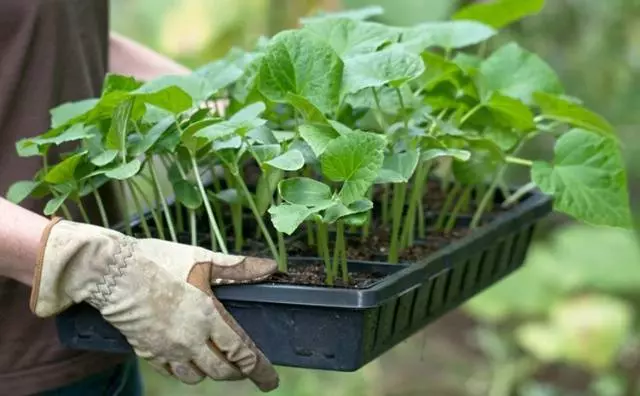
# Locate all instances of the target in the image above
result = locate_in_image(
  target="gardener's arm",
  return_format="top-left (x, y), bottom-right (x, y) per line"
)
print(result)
top-left (108, 31), bottom-right (190, 80)
top-left (0, 197), bottom-right (48, 286)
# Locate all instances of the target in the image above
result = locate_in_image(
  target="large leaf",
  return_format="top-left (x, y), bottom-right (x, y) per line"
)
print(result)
top-left (105, 99), bottom-right (134, 152)
top-left (195, 102), bottom-right (266, 142)
top-left (477, 42), bottom-right (563, 105)
top-left (285, 93), bottom-right (330, 124)
top-left (401, 21), bottom-right (497, 53)
top-left (453, 0), bottom-right (546, 29)
top-left (265, 149), bottom-right (305, 171)
top-left (303, 18), bottom-right (399, 59)
top-left (50, 99), bottom-right (99, 128)
top-left (321, 131), bottom-right (385, 204)
top-left (132, 82), bottom-right (193, 114)
top-left (375, 150), bottom-right (420, 183)
top-left (484, 92), bottom-right (535, 131)
top-left (268, 202), bottom-right (333, 235)
top-left (44, 152), bottom-right (86, 184)
top-left (193, 59), bottom-right (245, 98)
top-left (452, 139), bottom-right (504, 184)
top-left (6, 181), bottom-right (41, 204)
top-left (342, 44), bottom-right (425, 95)
top-left (258, 29), bottom-right (344, 114)
top-left (531, 129), bottom-right (631, 228)
top-left (346, 85), bottom-right (418, 114)
top-left (105, 159), bottom-right (142, 180)
top-left (173, 179), bottom-right (203, 210)
top-left (533, 92), bottom-right (615, 137)
top-left (279, 177), bottom-right (333, 206)
top-left (299, 124), bottom-right (340, 157)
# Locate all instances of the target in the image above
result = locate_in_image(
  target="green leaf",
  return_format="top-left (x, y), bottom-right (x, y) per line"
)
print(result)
top-left (279, 177), bottom-right (333, 206)
top-left (483, 127), bottom-right (520, 151)
top-left (44, 192), bottom-right (71, 216)
top-left (133, 83), bottom-right (193, 114)
top-left (130, 116), bottom-right (176, 156)
top-left (485, 92), bottom-right (535, 131)
top-left (300, 5), bottom-right (384, 23)
top-left (299, 124), bottom-right (340, 157)
top-left (193, 59), bottom-right (245, 98)
top-left (303, 18), bottom-right (399, 59)
top-left (44, 152), bottom-right (86, 184)
top-left (419, 52), bottom-right (464, 90)
top-left (477, 42), bottom-right (563, 105)
top-left (173, 179), bottom-right (203, 210)
top-left (195, 102), bottom-right (266, 142)
top-left (342, 44), bottom-right (425, 95)
top-left (258, 29), bottom-right (344, 114)
top-left (375, 150), bottom-right (420, 183)
top-left (285, 93), bottom-right (330, 124)
top-left (181, 119), bottom-right (217, 153)
top-left (421, 148), bottom-right (471, 162)
top-left (102, 73), bottom-right (143, 95)
top-left (6, 181), bottom-right (40, 204)
top-left (211, 189), bottom-right (243, 206)
top-left (32, 124), bottom-right (97, 147)
top-left (265, 149), bottom-right (305, 171)
top-left (346, 85), bottom-right (418, 114)
top-left (251, 144), bottom-right (282, 164)
top-left (256, 168), bottom-right (283, 215)
top-left (323, 199), bottom-right (373, 223)
top-left (452, 139), bottom-right (504, 184)
top-left (105, 99), bottom-right (134, 152)
top-left (90, 149), bottom-right (119, 167)
top-left (453, 0), bottom-right (545, 29)
top-left (401, 21), bottom-right (497, 53)
top-left (533, 92), bottom-right (615, 137)
top-left (531, 129), bottom-right (631, 228)
top-left (267, 203), bottom-right (315, 235)
top-left (105, 159), bottom-right (142, 180)
top-left (321, 130), bottom-right (385, 205)
top-left (50, 99), bottom-right (98, 128)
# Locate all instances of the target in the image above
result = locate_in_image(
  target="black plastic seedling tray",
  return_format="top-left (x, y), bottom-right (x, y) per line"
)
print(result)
top-left (55, 189), bottom-right (552, 371)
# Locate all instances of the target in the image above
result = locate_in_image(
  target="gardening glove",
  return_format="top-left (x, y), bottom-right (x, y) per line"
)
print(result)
top-left (29, 217), bottom-right (279, 392)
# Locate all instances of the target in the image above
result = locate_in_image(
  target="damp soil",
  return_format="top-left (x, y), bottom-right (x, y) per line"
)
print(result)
top-left (267, 261), bottom-right (386, 289)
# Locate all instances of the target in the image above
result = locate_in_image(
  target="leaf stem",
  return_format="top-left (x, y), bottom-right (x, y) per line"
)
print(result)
top-left (435, 183), bottom-right (461, 231)
top-left (501, 181), bottom-right (537, 208)
top-left (76, 199), bottom-right (91, 224)
top-left (371, 87), bottom-right (388, 131)
top-left (459, 104), bottom-right (483, 127)
top-left (148, 156), bottom-right (178, 242)
top-left (130, 179), bottom-right (165, 240)
top-left (444, 185), bottom-right (472, 233)
top-left (190, 152), bottom-right (227, 253)
top-left (115, 181), bottom-right (132, 236)
top-left (92, 188), bottom-right (110, 228)
top-left (395, 87), bottom-right (409, 130)
top-left (505, 156), bottom-right (533, 167)
top-left (190, 209), bottom-right (197, 246)
top-left (388, 183), bottom-right (407, 264)
top-left (470, 168), bottom-right (505, 229)
top-left (127, 179), bottom-right (153, 239)
top-left (317, 221), bottom-right (333, 286)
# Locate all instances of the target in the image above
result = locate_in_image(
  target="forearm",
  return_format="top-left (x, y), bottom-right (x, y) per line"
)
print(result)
top-left (0, 198), bottom-right (49, 286)
top-left (108, 32), bottom-right (190, 81)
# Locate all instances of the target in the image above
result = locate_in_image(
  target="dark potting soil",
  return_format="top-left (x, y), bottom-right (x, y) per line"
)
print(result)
top-left (267, 261), bottom-right (386, 289)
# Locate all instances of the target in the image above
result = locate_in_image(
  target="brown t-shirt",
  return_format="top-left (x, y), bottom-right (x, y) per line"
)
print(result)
top-left (0, 1), bottom-right (129, 394)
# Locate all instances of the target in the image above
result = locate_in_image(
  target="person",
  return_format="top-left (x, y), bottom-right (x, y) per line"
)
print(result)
top-left (0, 1), bottom-right (279, 395)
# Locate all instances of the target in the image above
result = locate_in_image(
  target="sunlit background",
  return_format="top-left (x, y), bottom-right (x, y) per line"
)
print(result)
top-left (110, 0), bottom-right (640, 394)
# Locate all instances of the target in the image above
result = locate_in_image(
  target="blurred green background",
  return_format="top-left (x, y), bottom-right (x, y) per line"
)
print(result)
top-left (109, 0), bottom-right (640, 394)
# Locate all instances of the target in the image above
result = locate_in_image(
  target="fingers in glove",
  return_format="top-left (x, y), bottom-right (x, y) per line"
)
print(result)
top-left (209, 255), bottom-right (278, 285)
top-left (191, 339), bottom-right (245, 381)
top-left (209, 297), bottom-right (279, 392)
top-left (146, 358), bottom-right (205, 385)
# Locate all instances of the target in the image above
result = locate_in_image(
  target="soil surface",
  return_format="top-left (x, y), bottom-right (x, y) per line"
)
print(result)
top-left (267, 261), bottom-right (387, 288)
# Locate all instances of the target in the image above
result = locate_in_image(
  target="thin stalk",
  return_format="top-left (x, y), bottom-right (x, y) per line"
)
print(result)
top-left (76, 199), bottom-right (91, 224)
top-left (505, 156), bottom-right (533, 167)
top-left (381, 185), bottom-right (390, 226)
top-left (115, 181), bottom-right (133, 236)
top-left (501, 181), bottom-right (537, 208)
top-left (92, 188), bottom-right (110, 228)
top-left (388, 183), bottom-right (407, 264)
top-left (444, 185), bottom-right (472, 233)
top-left (190, 153), bottom-right (226, 253)
top-left (127, 180), bottom-right (153, 239)
top-left (130, 179), bottom-right (165, 240)
top-left (60, 202), bottom-right (73, 221)
top-left (435, 183), bottom-right (462, 231)
top-left (338, 221), bottom-right (348, 282)
top-left (417, 194), bottom-right (425, 239)
top-left (277, 231), bottom-right (287, 272)
top-left (307, 222), bottom-right (315, 246)
top-left (400, 162), bottom-right (429, 249)
top-left (190, 209), bottom-right (197, 246)
top-left (371, 87), bottom-right (388, 131)
top-left (148, 157), bottom-right (177, 242)
top-left (362, 188), bottom-right (373, 241)
top-left (175, 201), bottom-right (184, 233)
top-left (395, 87), bottom-right (409, 130)
top-left (459, 104), bottom-right (482, 127)
top-left (225, 174), bottom-right (244, 252)
top-left (234, 173), bottom-right (280, 264)
top-left (317, 222), bottom-right (333, 286)
top-left (470, 168), bottom-right (505, 229)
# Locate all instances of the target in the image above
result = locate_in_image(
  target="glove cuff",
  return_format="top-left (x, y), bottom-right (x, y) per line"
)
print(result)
top-left (29, 216), bottom-right (65, 316)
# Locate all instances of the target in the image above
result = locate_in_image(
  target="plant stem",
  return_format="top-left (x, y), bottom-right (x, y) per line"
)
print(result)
top-left (76, 199), bottom-right (91, 224)
top-left (362, 188), bottom-right (373, 241)
top-left (337, 220), bottom-right (348, 282)
top-left (381, 184), bottom-right (390, 226)
top-left (417, 194), bottom-right (425, 239)
top-left (225, 174), bottom-right (244, 252)
top-left (400, 162), bottom-right (429, 249)
top-left (444, 185), bottom-right (472, 233)
top-left (307, 222), bottom-right (315, 246)
top-left (501, 181), bottom-right (537, 208)
top-left (505, 156), bottom-right (533, 167)
top-left (148, 157), bottom-right (177, 242)
top-left (395, 87), bottom-right (409, 130)
top-left (435, 183), bottom-right (461, 231)
top-left (127, 180), bottom-right (152, 239)
top-left (130, 179), bottom-right (165, 240)
top-left (190, 152), bottom-right (226, 253)
top-left (92, 188), bottom-right (110, 228)
top-left (234, 173), bottom-right (280, 264)
top-left (115, 181), bottom-right (132, 236)
top-left (190, 209), bottom-right (197, 246)
top-left (459, 104), bottom-right (483, 127)
top-left (371, 87), bottom-right (388, 131)
top-left (388, 183), bottom-right (407, 264)
top-left (470, 168), bottom-right (505, 229)
top-left (317, 222), bottom-right (333, 286)
top-left (175, 201), bottom-right (184, 233)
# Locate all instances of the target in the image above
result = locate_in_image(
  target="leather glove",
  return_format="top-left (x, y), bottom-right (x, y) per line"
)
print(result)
top-left (29, 217), bottom-right (279, 392)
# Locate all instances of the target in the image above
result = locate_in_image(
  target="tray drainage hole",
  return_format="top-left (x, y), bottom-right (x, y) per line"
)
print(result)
top-left (294, 348), bottom-right (314, 357)
top-left (323, 353), bottom-right (336, 359)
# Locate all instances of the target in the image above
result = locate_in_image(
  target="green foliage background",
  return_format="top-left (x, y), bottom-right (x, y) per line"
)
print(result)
top-left (109, 0), bottom-right (640, 394)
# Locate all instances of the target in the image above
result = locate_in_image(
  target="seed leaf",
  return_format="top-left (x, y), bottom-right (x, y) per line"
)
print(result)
top-left (303, 18), bottom-right (399, 58)
top-left (279, 177), bottom-right (333, 206)
top-left (90, 149), bottom-right (119, 167)
top-left (195, 102), bottom-right (266, 142)
top-left (421, 148), bottom-right (472, 162)
top-left (401, 21), bottom-right (497, 53)
top-left (252, 144), bottom-right (282, 164)
top-left (265, 149), bottom-right (305, 171)
top-left (342, 44), bottom-right (425, 95)
top-left (44, 192), bottom-right (71, 216)
top-left (130, 116), bottom-right (176, 156)
top-left (50, 99), bottom-right (99, 128)
top-left (485, 92), bottom-right (535, 131)
top-left (44, 152), bottom-right (86, 184)
top-left (321, 130), bottom-right (385, 205)
top-left (323, 199), bottom-right (373, 224)
top-left (375, 150), bottom-right (420, 183)
top-left (6, 180), bottom-right (40, 204)
top-left (477, 42), bottom-right (563, 105)
top-left (269, 202), bottom-right (334, 235)
top-left (533, 92), bottom-right (615, 137)
top-left (299, 124), bottom-right (340, 157)
top-left (453, 139), bottom-right (504, 184)
top-left (453, 0), bottom-right (545, 29)
top-left (105, 159), bottom-right (142, 180)
top-left (173, 179), bottom-right (203, 210)
top-left (258, 29), bottom-right (343, 114)
top-left (133, 83), bottom-right (193, 114)
top-left (531, 129), bottom-right (631, 228)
